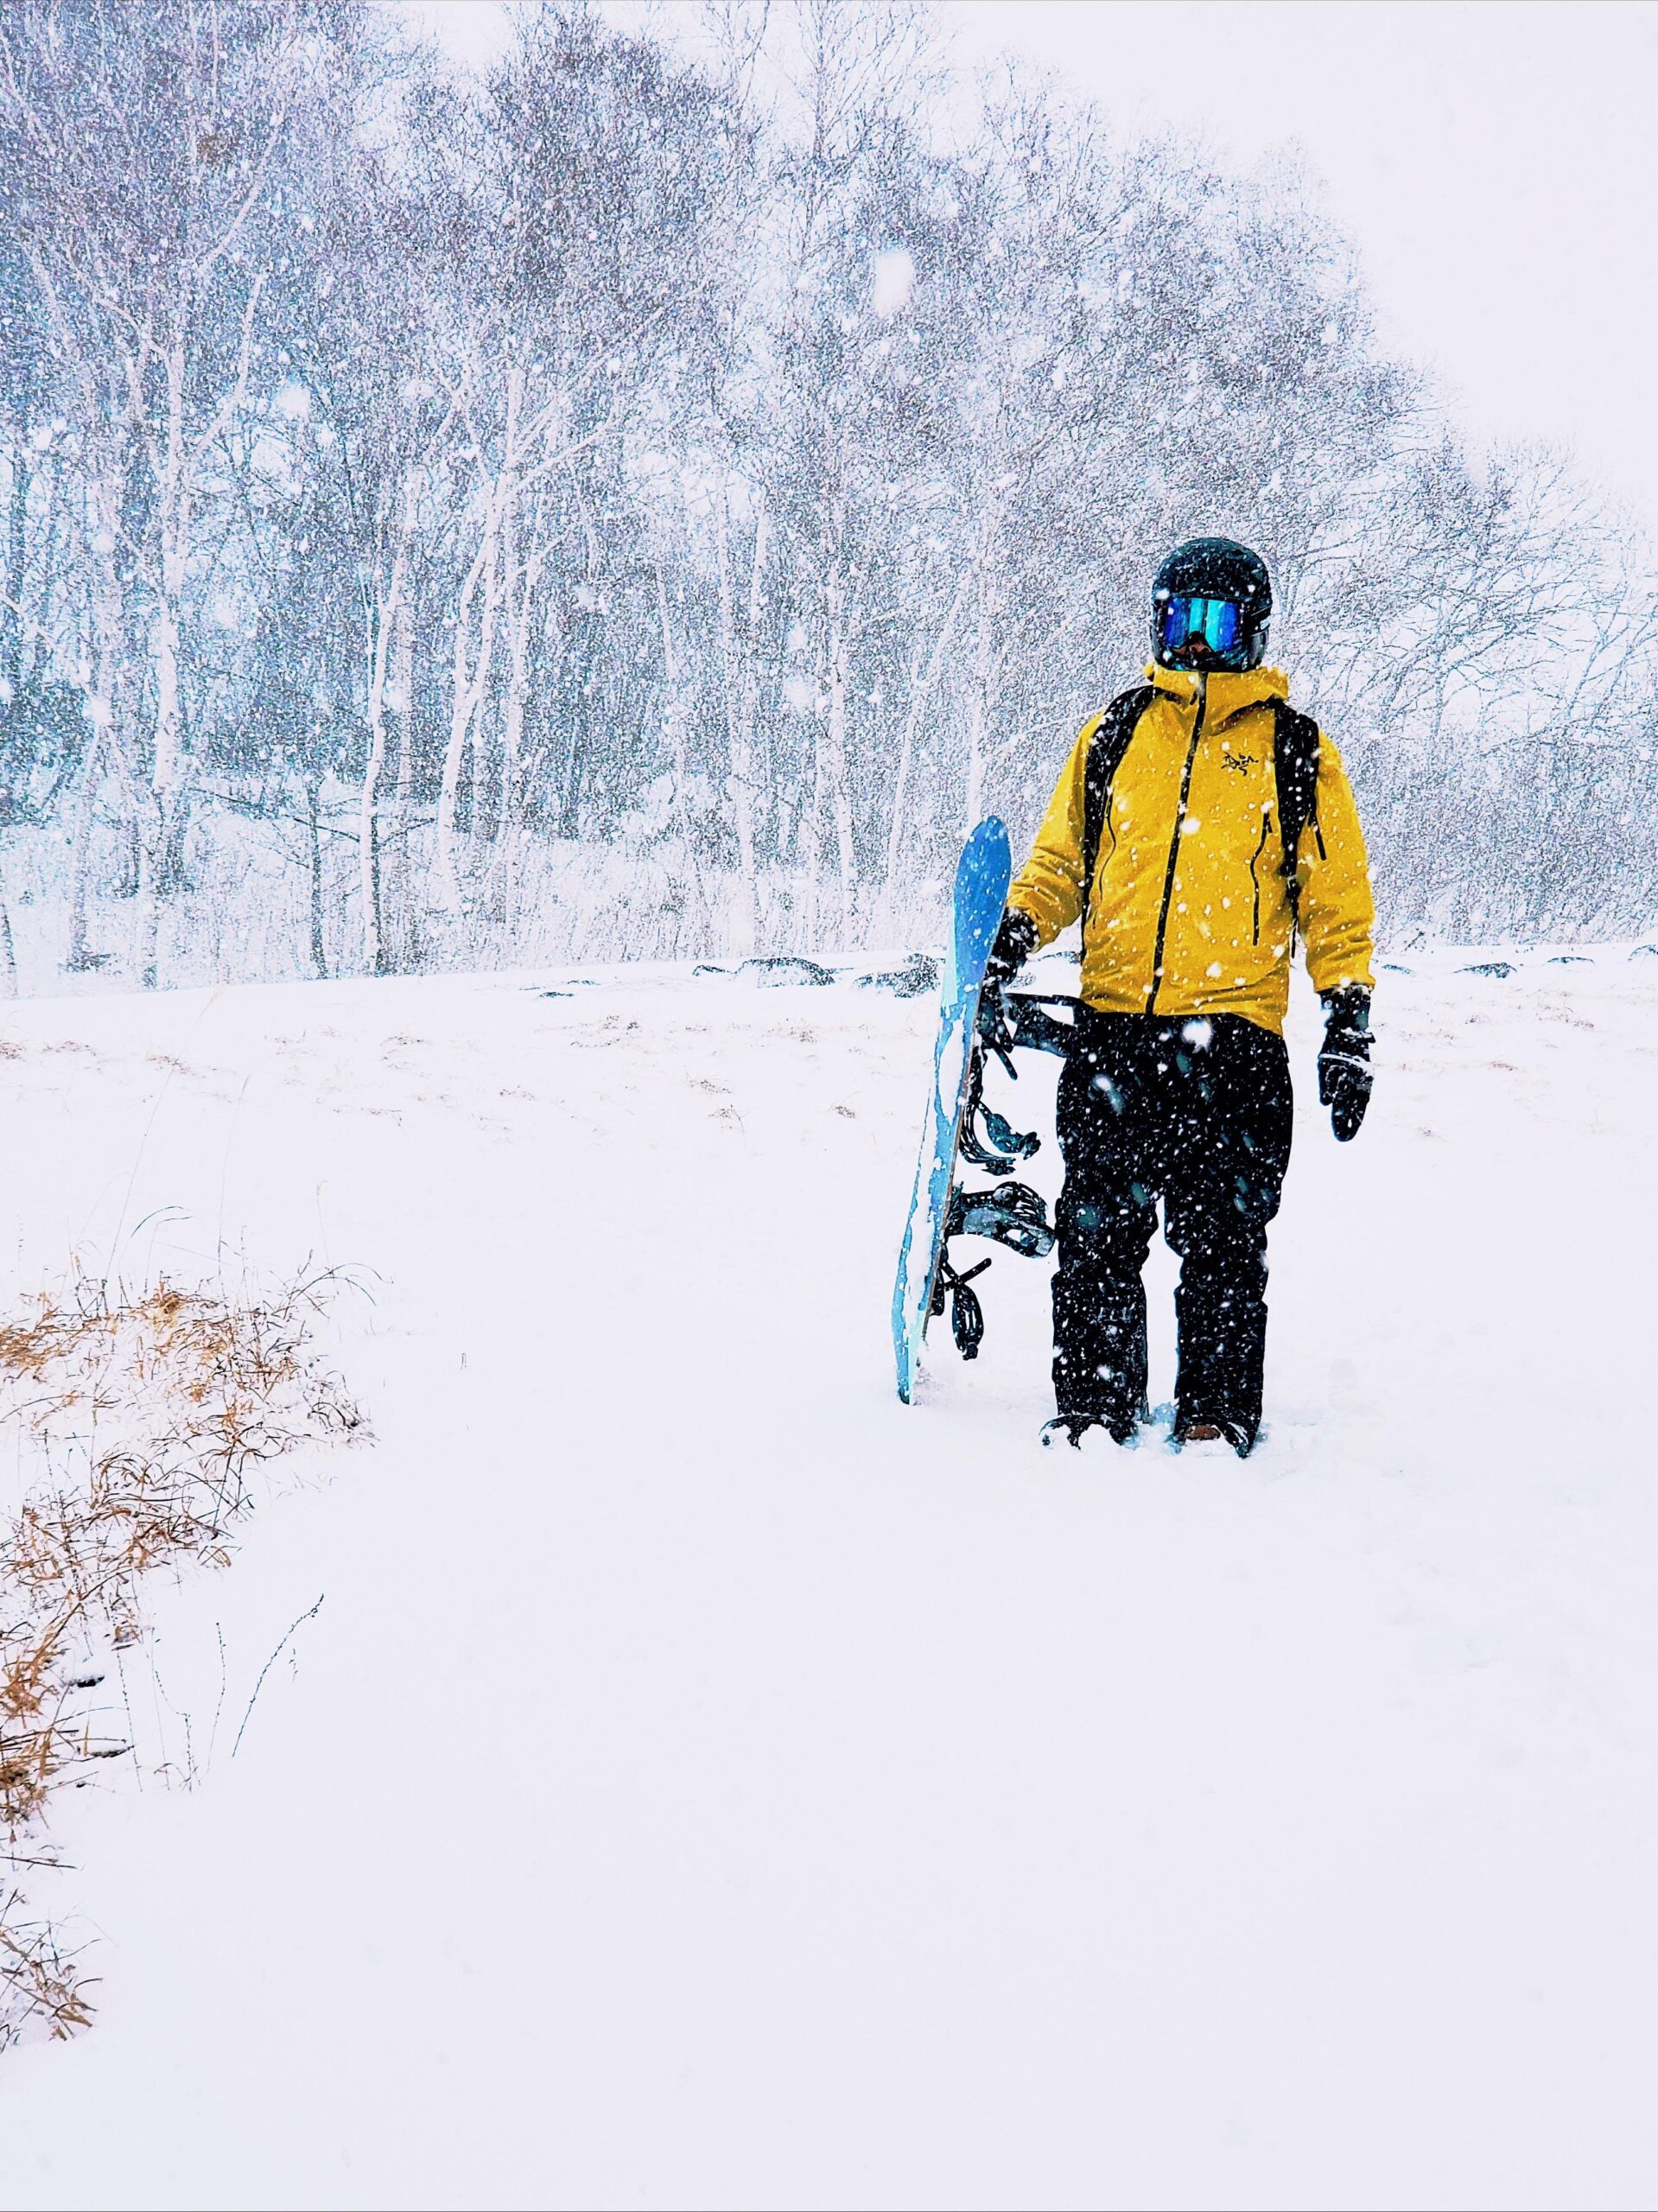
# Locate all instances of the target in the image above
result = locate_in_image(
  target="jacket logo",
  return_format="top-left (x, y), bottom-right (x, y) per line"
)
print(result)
top-left (1223, 752), bottom-right (1257, 773)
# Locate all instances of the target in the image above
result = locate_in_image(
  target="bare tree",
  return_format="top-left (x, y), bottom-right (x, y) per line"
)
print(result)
top-left (0, 0), bottom-right (1652, 994)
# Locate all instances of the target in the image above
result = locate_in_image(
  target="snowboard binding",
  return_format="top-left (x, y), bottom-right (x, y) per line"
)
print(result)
top-left (928, 983), bottom-right (1081, 1366)
top-left (956, 1046), bottom-right (1041, 1174)
top-left (945, 1178), bottom-right (1055, 1260)
top-left (892, 818), bottom-right (1091, 1404)
top-left (931, 1178), bottom-right (1054, 1360)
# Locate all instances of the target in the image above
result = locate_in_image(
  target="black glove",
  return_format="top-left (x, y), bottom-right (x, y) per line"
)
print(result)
top-left (1318, 986), bottom-right (1373, 1142)
top-left (985, 906), bottom-right (1038, 989)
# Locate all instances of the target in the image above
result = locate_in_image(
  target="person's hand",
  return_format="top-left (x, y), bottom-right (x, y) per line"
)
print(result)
top-left (1318, 986), bottom-right (1373, 1142)
top-left (985, 906), bottom-right (1038, 989)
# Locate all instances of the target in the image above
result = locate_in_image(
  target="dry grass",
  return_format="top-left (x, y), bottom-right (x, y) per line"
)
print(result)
top-left (1, 1890), bottom-right (96, 2043)
top-left (0, 1271), bottom-right (365, 2050)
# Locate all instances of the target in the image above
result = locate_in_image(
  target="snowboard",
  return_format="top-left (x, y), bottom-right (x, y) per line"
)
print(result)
top-left (891, 817), bottom-right (1012, 1402)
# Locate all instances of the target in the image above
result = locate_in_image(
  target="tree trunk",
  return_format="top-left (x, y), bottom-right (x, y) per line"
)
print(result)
top-left (962, 502), bottom-right (1002, 834)
top-left (384, 603), bottom-right (414, 969)
top-left (485, 518), bottom-right (541, 930)
top-left (149, 345), bottom-right (192, 906)
top-left (3, 442), bottom-right (28, 699)
top-left (656, 562), bottom-right (695, 956)
top-left (437, 372), bottom-right (520, 918)
top-left (715, 484), bottom-right (766, 956)
top-left (821, 525), bottom-right (856, 947)
top-left (886, 572), bottom-right (966, 890)
top-left (800, 663), bottom-right (823, 954)
top-left (65, 722), bottom-right (105, 972)
top-left (137, 830), bottom-right (161, 991)
top-left (437, 517), bottom-right (507, 918)
top-left (359, 540), bottom-right (408, 976)
top-left (308, 778), bottom-right (327, 978)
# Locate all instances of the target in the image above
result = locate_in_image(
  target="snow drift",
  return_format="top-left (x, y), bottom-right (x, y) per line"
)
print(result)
top-left (0, 944), bottom-right (1655, 2209)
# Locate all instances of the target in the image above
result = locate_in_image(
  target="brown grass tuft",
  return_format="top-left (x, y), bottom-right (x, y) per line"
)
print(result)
top-left (0, 1270), bottom-right (365, 2050)
top-left (0, 1893), bottom-right (96, 2041)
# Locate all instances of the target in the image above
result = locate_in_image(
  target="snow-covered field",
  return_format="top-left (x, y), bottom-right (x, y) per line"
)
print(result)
top-left (3, 943), bottom-right (1657, 2210)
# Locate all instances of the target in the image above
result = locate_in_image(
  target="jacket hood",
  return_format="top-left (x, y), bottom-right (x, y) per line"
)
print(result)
top-left (1147, 660), bottom-right (1288, 733)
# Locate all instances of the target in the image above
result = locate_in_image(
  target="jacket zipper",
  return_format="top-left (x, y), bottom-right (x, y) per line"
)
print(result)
top-left (1249, 807), bottom-right (1272, 946)
top-left (1146, 677), bottom-right (1206, 1014)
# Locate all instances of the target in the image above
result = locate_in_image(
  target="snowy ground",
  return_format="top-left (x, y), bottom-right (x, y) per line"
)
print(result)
top-left (3, 942), bottom-right (1658, 2210)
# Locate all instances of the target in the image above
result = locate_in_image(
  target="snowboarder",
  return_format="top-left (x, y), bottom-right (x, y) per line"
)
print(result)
top-left (986, 538), bottom-right (1375, 1457)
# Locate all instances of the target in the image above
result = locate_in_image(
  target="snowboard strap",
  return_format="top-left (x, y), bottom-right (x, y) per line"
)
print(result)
top-left (957, 1045), bottom-right (1041, 1175)
top-left (1078, 686), bottom-right (1324, 940)
top-left (931, 1249), bottom-right (991, 1359)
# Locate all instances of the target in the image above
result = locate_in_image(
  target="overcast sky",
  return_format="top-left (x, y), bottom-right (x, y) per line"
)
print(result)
top-left (405, 0), bottom-right (1658, 530)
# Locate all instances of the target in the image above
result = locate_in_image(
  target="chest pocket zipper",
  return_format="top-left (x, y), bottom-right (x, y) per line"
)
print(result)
top-left (1249, 808), bottom-right (1272, 945)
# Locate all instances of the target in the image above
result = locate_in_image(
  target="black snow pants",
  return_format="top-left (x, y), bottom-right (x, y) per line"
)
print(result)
top-left (1052, 1010), bottom-right (1293, 1447)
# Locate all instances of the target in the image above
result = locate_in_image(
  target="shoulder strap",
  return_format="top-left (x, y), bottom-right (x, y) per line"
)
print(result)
top-left (1080, 683), bottom-right (1154, 933)
top-left (1272, 698), bottom-right (1321, 933)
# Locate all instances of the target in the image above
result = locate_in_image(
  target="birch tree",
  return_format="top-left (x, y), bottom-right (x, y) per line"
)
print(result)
top-left (0, 0), bottom-right (354, 980)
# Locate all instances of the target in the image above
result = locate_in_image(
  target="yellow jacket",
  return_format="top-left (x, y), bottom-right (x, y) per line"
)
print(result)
top-left (1008, 663), bottom-right (1375, 1034)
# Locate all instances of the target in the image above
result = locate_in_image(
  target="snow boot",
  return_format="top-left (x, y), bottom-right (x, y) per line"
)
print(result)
top-left (1172, 1414), bottom-right (1255, 1459)
top-left (1041, 1410), bottom-right (1138, 1450)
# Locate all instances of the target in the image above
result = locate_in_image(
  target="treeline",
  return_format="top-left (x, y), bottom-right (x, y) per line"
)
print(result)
top-left (1, 0), bottom-right (1654, 992)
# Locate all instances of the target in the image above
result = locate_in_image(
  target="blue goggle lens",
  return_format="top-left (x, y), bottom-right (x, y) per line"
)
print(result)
top-left (1161, 594), bottom-right (1242, 654)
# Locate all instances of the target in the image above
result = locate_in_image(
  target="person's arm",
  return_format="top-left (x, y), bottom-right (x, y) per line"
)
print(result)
top-left (985, 715), bottom-right (1101, 986)
top-left (1297, 731), bottom-right (1375, 1001)
top-left (1298, 733), bottom-right (1376, 1140)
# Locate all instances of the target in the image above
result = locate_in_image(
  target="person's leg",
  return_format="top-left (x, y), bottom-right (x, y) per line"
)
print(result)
top-left (1161, 1020), bottom-right (1293, 1452)
top-left (1051, 1021), bottom-right (1158, 1438)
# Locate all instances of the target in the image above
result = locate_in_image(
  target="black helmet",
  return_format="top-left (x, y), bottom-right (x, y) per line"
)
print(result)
top-left (1151, 537), bottom-right (1272, 672)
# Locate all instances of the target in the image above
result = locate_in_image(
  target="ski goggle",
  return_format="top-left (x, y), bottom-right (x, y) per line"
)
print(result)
top-left (1159, 594), bottom-right (1242, 655)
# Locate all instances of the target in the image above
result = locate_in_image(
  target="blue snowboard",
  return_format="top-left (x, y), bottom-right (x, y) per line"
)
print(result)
top-left (891, 817), bottom-right (1012, 1402)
